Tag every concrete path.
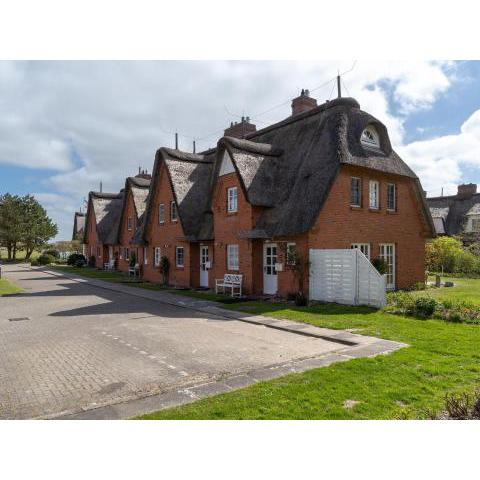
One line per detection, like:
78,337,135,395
0,264,405,419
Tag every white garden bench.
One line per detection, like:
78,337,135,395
215,274,243,297
129,263,140,278
104,259,115,271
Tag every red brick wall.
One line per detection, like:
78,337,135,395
304,165,427,290
211,172,262,293
84,205,105,269
118,189,138,273
143,163,191,287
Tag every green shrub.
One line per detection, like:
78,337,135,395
294,292,308,306
371,257,388,275
159,256,170,285
36,253,55,265
413,297,437,318
67,253,86,266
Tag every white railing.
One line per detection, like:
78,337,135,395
309,249,386,308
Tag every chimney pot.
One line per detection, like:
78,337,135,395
291,89,317,116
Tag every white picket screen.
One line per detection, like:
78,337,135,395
309,249,386,308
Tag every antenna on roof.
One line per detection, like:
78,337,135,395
138,166,141,174
175,132,178,150
193,140,196,154
99,181,103,193
441,187,444,197
337,71,342,98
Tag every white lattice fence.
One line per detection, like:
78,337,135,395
309,249,386,308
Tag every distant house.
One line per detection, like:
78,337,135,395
115,172,151,271
427,184,480,237
83,191,123,268
72,212,86,241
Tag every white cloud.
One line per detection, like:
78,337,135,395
0,61,458,239
398,108,480,196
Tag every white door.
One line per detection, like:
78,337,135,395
200,246,209,287
263,243,278,295
379,243,395,290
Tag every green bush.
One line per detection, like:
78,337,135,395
36,253,56,265
371,257,388,275
413,297,438,318
294,292,308,306
43,249,60,258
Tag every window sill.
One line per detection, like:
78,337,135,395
227,211,238,216
386,209,398,214
350,205,362,211
171,220,178,223
369,208,381,213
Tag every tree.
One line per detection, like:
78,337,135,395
0,194,24,259
0,194,58,260
19,195,58,260
426,236,469,273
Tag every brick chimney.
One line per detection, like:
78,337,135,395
457,183,477,199
224,116,256,139
291,89,317,116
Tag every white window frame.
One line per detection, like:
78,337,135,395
143,246,148,265
127,216,133,231
154,247,161,266
351,243,371,260
470,217,480,232
170,201,178,222
387,183,396,211
350,177,361,207
379,243,396,290
369,180,379,209
361,126,380,148
175,246,184,268
158,203,165,224
125,247,130,260
227,244,239,271
227,186,238,213
286,242,297,265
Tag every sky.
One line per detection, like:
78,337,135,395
1,60,480,241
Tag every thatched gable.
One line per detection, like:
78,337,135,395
141,148,214,242
83,191,124,245
72,212,85,241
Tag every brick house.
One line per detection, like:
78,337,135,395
427,183,480,240
115,173,151,272
136,94,434,293
140,149,214,286
83,191,124,269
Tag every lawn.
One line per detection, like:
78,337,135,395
49,264,480,419
0,277,22,296
0,247,39,262
412,275,480,306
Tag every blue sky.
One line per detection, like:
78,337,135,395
1,61,480,239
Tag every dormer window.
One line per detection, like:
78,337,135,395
361,126,380,149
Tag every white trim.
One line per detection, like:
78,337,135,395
170,201,178,222
369,180,379,209
158,203,165,224
127,216,133,231
227,244,239,271
379,243,396,290
351,243,370,260
154,247,161,266
350,176,361,207
361,126,380,148
175,246,184,268
387,183,396,211
286,242,297,265
143,246,148,265
227,186,238,212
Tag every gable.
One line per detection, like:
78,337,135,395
219,150,235,176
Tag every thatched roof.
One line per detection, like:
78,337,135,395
72,212,85,241
117,175,151,244
141,148,214,242
83,191,124,245
211,97,434,238
427,192,480,235
140,96,434,242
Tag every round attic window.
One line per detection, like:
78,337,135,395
361,126,380,148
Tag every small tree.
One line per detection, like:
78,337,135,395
159,256,170,285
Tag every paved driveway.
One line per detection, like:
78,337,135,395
0,265,353,419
